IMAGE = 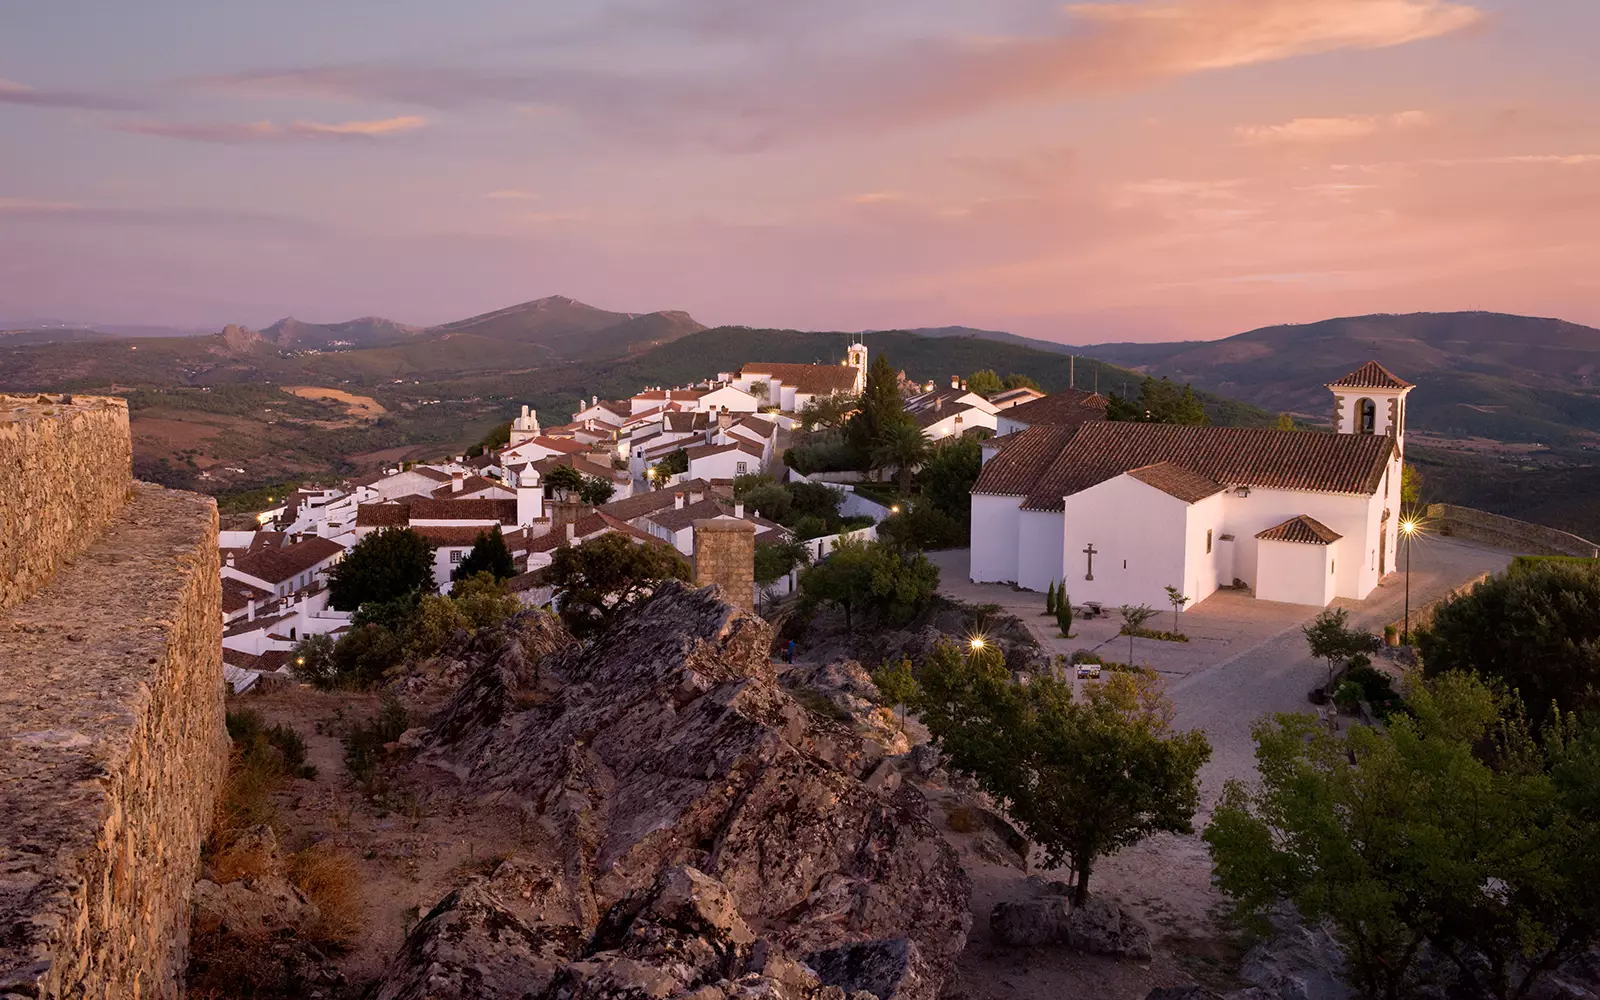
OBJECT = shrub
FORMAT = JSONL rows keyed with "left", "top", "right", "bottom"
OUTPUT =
{"left": 344, "top": 697, "right": 409, "bottom": 792}
{"left": 1119, "top": 625, "right": 1190, "bottom": 643}
{"left": 287, "top": 844, "right": 363, "bottom": 950}
{"left": 330, "top": 623, "right": 404, "bottom": 689}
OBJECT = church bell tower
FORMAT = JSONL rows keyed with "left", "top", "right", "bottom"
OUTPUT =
{"left": 846, "top": 340, "right": 869, "bottom": 395}
{"left": 1326, "top": 361, "right": 1414, "bottom": 457}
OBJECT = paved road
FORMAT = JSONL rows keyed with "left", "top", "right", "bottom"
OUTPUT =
{"left": 1171, "top": 534, "right": 1512, "bottom": 808}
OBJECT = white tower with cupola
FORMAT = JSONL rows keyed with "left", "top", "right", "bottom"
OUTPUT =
{"left": 1326, "top": 361, "right": 1414, "bottom": 457}
{"left": 846, "top": 340, "right": 869, "bottom": 395}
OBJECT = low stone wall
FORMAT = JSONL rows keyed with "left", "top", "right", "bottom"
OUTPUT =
{"left": 0, "top": 481, "right": 225, "bottom": 990}
{"left": 1426, "top": 503, "right": 1600, "bottom": 559}
{"left": 0, "top": 394, "right": 132, "bottom": 612}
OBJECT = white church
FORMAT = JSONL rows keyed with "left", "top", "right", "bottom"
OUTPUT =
{"left": 970, "top": 361, "right": 1414, "bottom": 608}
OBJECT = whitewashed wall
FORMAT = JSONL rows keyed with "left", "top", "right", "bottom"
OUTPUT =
{"left": 970, "top": 494, "right": 1023, "bottom": 584}
{"left": 1221, "top": 487, "right": 1383, "bottom": 600}
{"left": 1179, "top": 490, "right": 1229, "bottom": 606}
{"left": 1256, "top": 538, "right": 1337, "bottom": 606}
{"left": 1061, "top": 476, "right": 1190, "bottom": 609}
{"left": 1017, "top": 508, "right": 1065, "bottom": 594}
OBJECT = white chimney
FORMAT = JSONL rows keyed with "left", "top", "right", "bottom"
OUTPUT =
{"left": 592, "top": 395, "right": 598, "bottom": 406}
{"left": 951, "top": 375, "right": 960, "bottom": 389}
{"left": 517, "top": 481, "right": 543, "bottom": 527}
{"left": 674, "top": 492, "right": 685, "bottom": 510}
{"left": 246, "top": 598, "right": 256, "bottom": 621}
{"left": 565, "top": 521, "right": 576, "bottom": 543}
{"left": 451, "top": 471, "right": 464, "bottom": 493}
{"left": 735, "top": 502, "right": 745, "bottom": 519}
{"left": 225, "top": 552, "right": 236, "bottom": 567}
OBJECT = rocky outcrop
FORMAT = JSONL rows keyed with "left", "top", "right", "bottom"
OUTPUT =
{"left": 989, "top": 895, "right": 1151, "bottom": 960}
{"left": 390, "top": 583, "right": 971, "bottom": 999}
{"left": 781, "top": 659, "right": 908, "bottom": 754}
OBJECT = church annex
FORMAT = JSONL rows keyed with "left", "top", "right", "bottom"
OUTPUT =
{"left": 969, "top": 361, "right": 1414, "bottom": 608}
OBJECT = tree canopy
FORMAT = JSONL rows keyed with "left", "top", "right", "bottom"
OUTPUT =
{"left": 578, "top": 475, "right": 616, "bottom": 506}
{"left": 328, "top": 527, "right": 437, "bottom": 612}
{"left": 1206, "top": 673, "right": 1600, "bottom": 1000}
{"left": 799, "top": 392, "right": 859, "bottom": 432}
{"left": 913, "top": 646, "right": 1210, "bottom": 904}
{"left": 544, "top": 464, "right": 585, "bottom": 500}
{"left": 871, "top": 419, "right": 928, "bottom": 494}
{"left": 966, "top": 370, "right": 1003, "bottom": 398}
{"left": 848, "top": 354, "right": 912, "bottom": 463}
{"left": 798, "top": 536, "right": 938, "bottom": 628}
{"left": 1419, "top": 560, "right": 1600, "bottom": 721}
{"left": 1303, "top": 607, "right": 1383, "bottom": 690}
{"left": 547, "top": 533, "right": 692, "bottom": 638}
{"left": 1106, "top": 376, "right": 1211, "bottom": 426}
{"left": 451, "top": 526, "right": 516, "bottom": 584}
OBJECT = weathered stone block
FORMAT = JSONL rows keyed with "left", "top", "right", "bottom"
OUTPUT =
{"left": 0, "top": 394, "right": 133, "bottom": 612}
{"left": 0, "top": 482, "right": 225, "bottom": 999}
{"left": 693, "top": 519, "right": 757, "bottom": 613}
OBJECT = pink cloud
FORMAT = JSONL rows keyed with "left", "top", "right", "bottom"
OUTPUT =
{"left": 1236, "top": 110, "right": 1435, "bottom": 144}
{"left": 115, "top": 115, "right": 428, "bottom": 144}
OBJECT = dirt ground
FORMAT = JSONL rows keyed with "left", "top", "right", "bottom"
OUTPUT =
{"left": 224, "top": 685, "right": 533, "bottom": 993}
{"left": 283, "top": 386, "right": 387, "bottom": 419}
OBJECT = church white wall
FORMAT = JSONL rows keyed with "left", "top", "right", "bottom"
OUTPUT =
{"left": 1061, "top": 477, "right": 1189, "bottom": 609}
{"left": 1256, "top": 539, "right": 1337, "bottom": 606}
{"left": 1222, "top": 488, "right": 1381, "bottom": 601}
{"left": 970, "top": 494, "right": 1023, "bottom": 584}
{"left": 698, "top": 386, "right": 760, "bottom": 413}
{"left": 1180, "top": 491, "right": 1229, "bottom": 606}
{"left": 922, "top": 408, "right": 999, "bottom": 442}
{"left": 1017, "top": 509, "right": 1066, "bottom": 594}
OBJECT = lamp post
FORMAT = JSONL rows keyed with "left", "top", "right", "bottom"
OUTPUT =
{"left": 1401, "top": 519, "right": 1417, "bottom": 644}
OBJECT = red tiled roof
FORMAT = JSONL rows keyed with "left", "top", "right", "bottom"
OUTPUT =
{"left": 646, "top": 498, "right": 732, "bottom": 532}
{"left": 1017, "top": 422, "right": 1394, "bottom": 512}
{"left": 599, "top": 480, "right": 712, "bottom": 521}
{"left": 1124, "top": 462, "right": 1226, "bottom": 503}
{"left": 230, "top": 536, "right": 345, "bottom": 585}
{"left": 411, "top": 524, "right": 504, "bottom": 547}
{"left": 739, "top": 362, "right": 859, "bottom": 396}
{"left": 356, "top": 502, "right": 412, "bottom": 528}
{"left": 685, "top": 441, "right": 761, "bottom": 461}
{"left": 526, "top": 512, "right": 662, "bottom": 553}
{"left": 1326, "top": 361, "right": 1414, "bottom": 390}
{"left": 999, "top": 389, "right": 1109, "bottom": 428}
{"left": 663, "top": 412, "right": 711, "bottom": 433}
{"left": 732, "top": 415, "right": 776, "bottom": 438}
{"left": 407, "top": 498, "right": 518, "bottom": 523}
{"left": 430, "top": 475, "right": 505, "bottom": 499}
{"left": 971, "top": 425, "right": 1084, "bottom": 497}
{"left": 1257, "top": 515, "right": 1343, "bottom": 545}
{"left": 222, "top": 578, "right": 275, "bottom": 614}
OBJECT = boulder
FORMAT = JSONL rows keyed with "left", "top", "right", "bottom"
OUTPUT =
{"left": 190, "top": 875, "right": 319, "bottom": 939}
{"left": 805, "top": 937, "right": 931, "bottom": 1000}
{"left": 1239, "top": 920, "right": 1354, "bottom": 1000}
{"left": 1146, "top": 989, "right": 1223, "bottom": 1000}
{"left": 371, "top": 882, "right": 587, "bottom": 1000}
{"left": 782, "top": 659, "right": 907, "bottom": 754}
{"left": 417, "top": 582, "right": 971, "bottom": 989}
{"left": 990, "top": 898, "right": 1072, "bottom": 947}
{"left": 1067, "top": 897, "right": 1152, "bottom": 961}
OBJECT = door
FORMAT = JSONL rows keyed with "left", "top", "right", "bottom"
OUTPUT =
{"left": 1379, "top": 526, "right": 1387, "bottom": 576}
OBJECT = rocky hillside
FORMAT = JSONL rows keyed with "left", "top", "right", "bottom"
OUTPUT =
{"left": 367, "top": 583, "right": 971, "bottom": 1000}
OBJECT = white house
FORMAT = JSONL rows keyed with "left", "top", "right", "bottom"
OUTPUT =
{"left": 222, "top": 536, "right": 347, "bottom": 599}
{"left": 574, "top": 398, "right": 630, "bottom": 428}
{"left": 695, "top": 384, "right": 762, "bottom": 414}
{"left": 723, "top": 342, "right": 868, "bottom": 413}
{"left": 970, "top": 361, "right": 1413, "bottom": 609}
{"left": 685, "top": 441, "right": 764, "bottom": 480}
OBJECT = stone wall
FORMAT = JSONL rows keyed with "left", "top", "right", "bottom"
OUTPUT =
{"left": 693, "top": 519, "right": 757, "bottom": 612}
{"left": 0, "top": 394, "right": 132, "bottom": 612}
{"left": 1426, "top": 503, "right": 1600, "bottom": 559}
{"left": 0, "top": 398, "right": 225, "bottom": 999}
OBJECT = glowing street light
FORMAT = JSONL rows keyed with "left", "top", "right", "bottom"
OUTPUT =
{"left": 1400, "top": 519, "right": 1418, "bottom": 644}
{"left": 969, "top": 636, "right": 986, "bottom": 652}
{"left": 890, "top": 505, "right": 901, "bottom": 514}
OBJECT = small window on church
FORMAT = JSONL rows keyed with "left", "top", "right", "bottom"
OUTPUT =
{"left": 1358, "top": 398, "right": 1376, "bottom": 434}
{"left": 1206, "top": 529, "right": 1213, "bottom": 554}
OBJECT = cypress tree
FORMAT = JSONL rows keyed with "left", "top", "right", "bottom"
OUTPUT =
{"left": 1057, "top": 591, "right": 1074, "bottom": 639}
{"left": 1046, "top": 580, "right": 1057, "bottom": 616}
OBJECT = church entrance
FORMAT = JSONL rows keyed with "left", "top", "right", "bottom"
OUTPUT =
{"left": 1380, "top": 526, "right": 1387, "bottom": 576}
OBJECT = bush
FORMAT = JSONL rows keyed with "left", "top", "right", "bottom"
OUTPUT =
{"left": 329, "top": 623, "right": 405, "bottom": 689}
{"left": 878, "top": 501, "right": 966, "bottom": 550}
{"left": 1119, "top": 625, "right": 1190, "bottom": 643}
{"left": 287, "top": 844, "right": 363, "bottom": 950}
{"left": 290, "top": 633, "right": 337, "bottom": 687}
{"left": 344, "top": 697, "right": 409, "bottom": 792}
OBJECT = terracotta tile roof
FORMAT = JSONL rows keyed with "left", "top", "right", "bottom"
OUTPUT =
{"left": 408, "top": 498, "right": 518, "bottom": 523}
{"left": 971, "top": 425, "right": 1084, "bottom": 497}
{"left": 525, "top": 453, "right": 625, "bottom": 482}
{"left": 355, "top": 502, "right": 412, "bottom": 528}
{"left": 429, "top": 475, "right": 505, "bottom": 499}
{"left": 1000, "top": 389, "right": 1109, "bottom": 428}
{"left": 685, "top": 441, "right": 761, "bottom": 461}
{"left": 598, "top": 480, "right": 712, "bottom": 521}
{"left": 738, "top": 362, "right": 859, "bottom": 396}
{"left": 1017, "top": 422, "right": 1394, "bottom": 512}
{"left": 646, "top": 498, "right": 732, "bottom": 533}
{"left": 1326, "top": 361, "right": 1414, "bottom": 390}
{"left": 1257, "top": 515, "right": 1343, "bottom": 545}
{"left": 913, "top": 403, "right": 984, "bottom": 430}
{"left": 1125, "top": 462, "right": 1226, "bottom": 503}
{"left": 732, "top": 415, "right": 776, "bottom": 438}
{"left": 990, "top": 387, "right": 1046, "bottom": 407}
{"left": 222, "top": 578, "right": 275, "bottom": 614}
{"left": 526, "top": 512, "right": 662, "bottom": 553}
{"left": 663, "top": 412, "right": 712, "bottom": 433}
{"left": 230, "top": 536, "right": 345, "bottom": 585}
{"left": 223, "top": 610, "right": 297, "bottom": 638}
{"left": 411, "top": 524, "right": 505, "bottom": 547}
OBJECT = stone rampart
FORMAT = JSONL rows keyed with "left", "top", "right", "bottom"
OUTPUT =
{"left": 1426, "top": 503, "right": 1600, "bottom": 559}
{"left": 693, "top": 519, "right": 757, "bottom": 612}
{"left": 1, "top": 394, "right": 132, "bottom": 612}
{"left": 0, "top": 398, "right": 224, "bottom": 999}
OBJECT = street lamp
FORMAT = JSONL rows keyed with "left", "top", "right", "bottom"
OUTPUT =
{"left": 890, "top": 505, "right": 901, "bottom": 514}
{"left": 1400, "top": 519, "right": 1417, "bottom": 644}
{"left": 969, "top": 636, "right": 986, "bottom": 652}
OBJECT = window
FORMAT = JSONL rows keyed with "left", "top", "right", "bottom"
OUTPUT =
{"left": 736, "top": 461, "right": 748, "bottom": 475}
{"left": 449, "top": 550, "right": 464, "bottom": 564}
{"left": 1331, "top": 560, "right": 1336, "bottom": 575}
{"left": 1358, "top": 398, "right": 1376, "bottom": 434}
{"left": 1206, "top": 529, "right": 1213, "bottom": 554}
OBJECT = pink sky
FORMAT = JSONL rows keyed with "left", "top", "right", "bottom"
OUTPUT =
{"left": 1, "top": 0, "right": 1596, "bottom": 342}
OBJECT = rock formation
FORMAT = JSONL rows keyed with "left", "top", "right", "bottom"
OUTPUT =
{"left": 374, "top": 583, "right": 971, "bottom": 999}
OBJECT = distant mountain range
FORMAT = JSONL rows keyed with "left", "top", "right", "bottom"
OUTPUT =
{"left": 1, "top": 296, "right": 707, "bottom": 360}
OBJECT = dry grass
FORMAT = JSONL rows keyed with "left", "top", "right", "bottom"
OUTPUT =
{"left": 288, "top": 844, "right": 364, "bottom": 950}
{"left": 945, "top": 805, "right": 980, "bottom": 834}
{"left": 210, "top": 835, "right": 279, "bottom": 885}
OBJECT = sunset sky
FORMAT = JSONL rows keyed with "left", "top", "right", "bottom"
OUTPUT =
{"left": 2, "top": 0, "right": 1596, "bottom": 342}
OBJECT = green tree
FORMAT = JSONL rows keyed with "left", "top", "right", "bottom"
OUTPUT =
{"left": 798, "top": 537, "right": 939, "bottom": 628}
{"left": 849, "top": 354, "right": 911, "bottom": 465}
{"left": 1303, "top": 607, "right": 1383, "bottom": 692}
{"left": 1205, "top": 674, "right": 1600, "bottom": 1000}
{"left": 741, "top": 481, "right": 793, "bottom": 523}
{"left": 1046, "top": 580, "right": 1058, "bottom": 616}
{"left": 1119, "top": 604, "right": 1159, "bottom": 665}
{"left": 328, "top": 527, "right": 437, "bottom": 612}
{"left": 754, "top": 538, "right": 809, "bottom": 588}
{"left": 871, "top": 420, "right": 929, "bottom": 493}
{"left": 450, "top": 571, "right": 522, "bottom": 629}
{"left": 799, "top": 392, "right": 859, "bottom": 432}
{"left": 1401, "top": 463, "right": 1422, "bottom": 507}
{"left": 966, "top": 369, "right": 1004, "bottom": 398}
{"left": 914, "top": 645, "right": 1209, "bottom": 904}
{"left": 402, "top": 592, "right": 473, "bottom": 660}
{"left": 872, "top": 657, "right": 920, "bottom": 732}
{"left": 468, "top": 420, "right": 512, "bottom": 458}
{"left": 544, "top": 464, "right": 584, "bottom": 501}
{"left": 919, "top": 436, "right": 983, "bottom": 526}
{"left": 648, "top": 448, "right": 689, "bottom": 483}
{"left": 290, "top": 633, "right": 337, "bottom": 687}
{"left": 578, "top": 475, "right": 616, "bottom": 506}
{"left": 1107, "top": 377, "right": 1211, "bottom": 426}
{"left": 1420, "top": 561, "right": 1600, "bottom": 721}
{"left": 547, "top": 533, "right": 692, "bottom": 638}
{"left": 451, "top": 526, "right": 516, "bottom": 584}
{"left": 1164, "top": 585, "right": 1190, "bottom": 633}
{"left": 1002, "top": 373, "right": 1039, "bottom": 391}
{"left": 1057, "top": 591, "right": 1074, "bottom": 639}
{"left": 1276, "top": 413, "right": 1296, "bottom": 431}
{"left": 329, "top": 623, "right": 404, "bottom": 688}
